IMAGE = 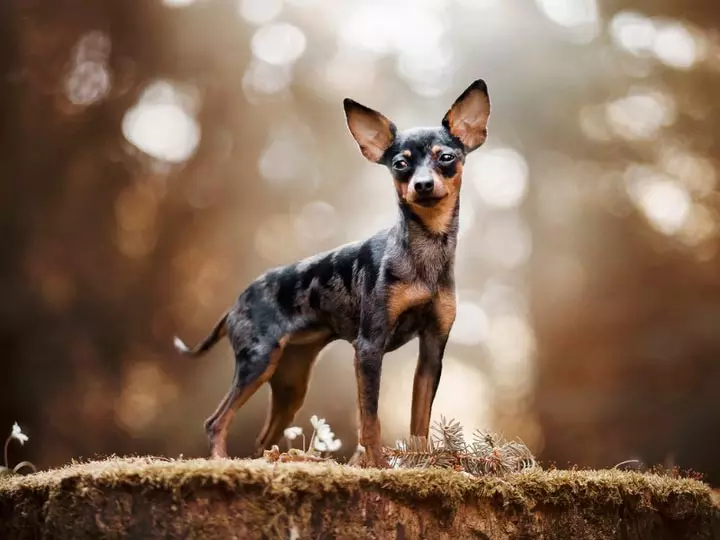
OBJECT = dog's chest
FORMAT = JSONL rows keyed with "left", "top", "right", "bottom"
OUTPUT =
{"left": 385, "top": 305, "right": 430, "bottom": 352}
{"left": 404, "top": 237, "right": 455, "bottom": 286}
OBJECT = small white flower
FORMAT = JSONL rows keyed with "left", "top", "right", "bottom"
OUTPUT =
{"left": 283, "top": 426, "right": 303, "bottom": 441}
{"left": 310, "top": 415, "right": 342, "bottom": 452}
{"left": 310, "top": 415, "right": 325, "bottom": 431}
{"left": 317, "top": 424, "right": 333, "bottom": 441}
{"left": 10, "top": 422, "right": 28, "bottom": 445}
{"left": 310, "top": 415, "right": 331, "bottom": 440}
{"left": 308, "top": 414, "right": 342, "bottom": 453}
{"left": 313, "top": 437, "right": 342, "bottom": 453}
{"left": 326, "top": 438, "right": 342, "bottom": 452}
{"left": 313, "top": 438, "right": 328, "bottom": 452}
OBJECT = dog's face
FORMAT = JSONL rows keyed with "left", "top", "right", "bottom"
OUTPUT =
{"left": 383, "top": 127, "right": 464, "bottom": 209}
{"left": 343, "top": 80, "right": 490, "bottom": 229}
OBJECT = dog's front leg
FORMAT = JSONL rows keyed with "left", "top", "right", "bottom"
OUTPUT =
{"left": 410, "top": 330, "right": 449, "bottom": 439}
{"left": 410, "top": 289, "right": 456, "bottom": 439}
{"left": 351, "top": 337, "right": 390, "bottom": 469}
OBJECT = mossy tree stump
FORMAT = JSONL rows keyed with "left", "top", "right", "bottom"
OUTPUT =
{"left": 0, "top": 457, "right": 718, "bottom": 539}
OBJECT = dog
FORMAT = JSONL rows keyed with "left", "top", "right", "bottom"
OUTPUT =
{"left": 174, "top": 79, "right": 491, "bottom": 468}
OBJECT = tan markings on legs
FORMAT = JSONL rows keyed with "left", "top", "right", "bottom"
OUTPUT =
{"left": 410, "top": 290, "right": 456, "bottom": 438}
{"left": 253, "top": 341, "right": 325, "bottom": 456}
{"left": 386, "top": 281, "right": 433, "bottom": 327}
{"left": 204, "top": 389, "right": 241, "bottom": 459}
{"left": 434, "top": 288, "right": 457, "bottom": 336}
{"left": 350, "top": 352, "right": 388, "bottom": 468}
{"left": 206, "top": 337, "right": 288, "bottom": 459}
{"left": 410, "top": 368, "right": 434, "bottom": 438}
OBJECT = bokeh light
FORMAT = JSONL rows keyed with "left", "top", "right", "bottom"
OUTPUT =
{"left": 535, "top": 0, "right": 600, "bottom": 42}
{"left": 114, "top": 182, "right": 161, "bottom": 259}
{"left": 609, "top": 11, "right": 705, "bottom": 70}
{"left": 449, "top": 301, "right": 490, "bottom": 346}
{"left": 609, "top": 11, "right": 657, "bottom": 55}
{"left": 625, "top": 169, "right": 692, "bottom": 235}
{"left": 238, "top": 0, "right": 283, "bottom": 26}
{"left": 469, "top": 148, "right": 529, "bottom": 208}
{"left": 243, "top": 60, "right": 293, "bottom": 101}
{"left": 258, "top": 122, "right": 316, "bottom": 189}
{"left": 122, "top": 81, "right": 201, "bottom": 163}
{"left": 251, "top": 23, "right": 306, "bottom": 66}
{"left": 652, "top": 21, "right": 699, "bottom": 69}
{"left": 294, "top": 200, "right": 339, "bottom": 250}
{"left": 64, "top": 31, "right": 112, "bottom": 106}
{"left": 605, "top": 88, "right": 676, "bottom": 140}
{"left": 163, "top": 0, "right": 198, "bottom": 7}
{"left": 478, "top": 213, "right": 533, "bottom": 269}
{"left": 487, "top": 314, "right": 536, "bottom": 391}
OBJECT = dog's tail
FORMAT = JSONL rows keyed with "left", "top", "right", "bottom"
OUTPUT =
{"left": 173, "top": 312, "right": 229, "bottom": 358}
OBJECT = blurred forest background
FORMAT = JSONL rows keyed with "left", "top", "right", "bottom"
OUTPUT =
{"left": 1, "top": 0, "right": 719, "bottom": 485}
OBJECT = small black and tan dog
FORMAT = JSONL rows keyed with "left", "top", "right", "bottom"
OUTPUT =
{"left": 174, "top": 79, "right": 491, "bottom": 468}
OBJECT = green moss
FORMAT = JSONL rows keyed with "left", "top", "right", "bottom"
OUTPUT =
{"left": 0, "top": 457, "right": 717, "bottom": 539}
{"left": 2, "top": 457, "right": 710, "bottom": 504}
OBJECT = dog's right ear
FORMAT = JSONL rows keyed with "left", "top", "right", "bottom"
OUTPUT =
{"left": 343, "top": 99, "right": 397, "bottom": 163}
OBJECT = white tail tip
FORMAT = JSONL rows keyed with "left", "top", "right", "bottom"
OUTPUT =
{"left": 173, "top": 336, "right": 190, "bottom": 354}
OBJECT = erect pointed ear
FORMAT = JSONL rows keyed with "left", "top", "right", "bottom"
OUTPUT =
{"left": 343, "top": 98, "right": 397, "bottom": 163}
{"left": 442, "top": 79, "right": 491, "bottom": 153}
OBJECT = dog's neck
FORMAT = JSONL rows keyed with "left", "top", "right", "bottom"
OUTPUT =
{"left": 391, "top": 197, "right": 460, "bottom": 280}
{"left": 396, "top": 196, "right": 460, "bottom": 241}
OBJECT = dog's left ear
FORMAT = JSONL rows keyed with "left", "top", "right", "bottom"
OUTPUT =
{"left": 343, "top": 99, "right": 397, "bottom": 163}
{"left": 442, "top": 79, "right": 491, "bottom": 153}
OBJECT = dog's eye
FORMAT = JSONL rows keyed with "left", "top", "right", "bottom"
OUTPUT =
{"left": 393, "top": 159, "right": 409, "bottom": 171}
{"left": 438, "top": 153, "right": 456, "bottom": 164}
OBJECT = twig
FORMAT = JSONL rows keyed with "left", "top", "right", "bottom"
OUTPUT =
{"left": 3, "top": 435, "right": 10, "bottom": 469}
{"left": 613, "top": 459, "right": 643, "bottom": 470}
{"left": 13, "top": 461, "right": 37, "bottom": 474}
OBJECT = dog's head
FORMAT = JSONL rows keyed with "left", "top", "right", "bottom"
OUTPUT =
{"left": 343, "top": 80, "right": 490, "bottom": 231}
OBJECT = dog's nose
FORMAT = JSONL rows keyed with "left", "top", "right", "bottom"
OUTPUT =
{"left": 413, "top": 178, "right": 434, "bottom": 195}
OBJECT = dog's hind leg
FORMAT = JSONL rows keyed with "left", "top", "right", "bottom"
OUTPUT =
{"left": 204, "top": 336, "right": 289, "bottom": 459}
{"left": 252, "top": 340, "right": 326, "bottom": 456}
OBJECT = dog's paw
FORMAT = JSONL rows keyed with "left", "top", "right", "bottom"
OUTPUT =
{"left": 348, "top": 444, "right": 390, "bottom": 469}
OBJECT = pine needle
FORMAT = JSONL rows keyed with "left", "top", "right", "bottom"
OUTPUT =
{"left": 383, "top": 417, "right": 537, "bottom": 477}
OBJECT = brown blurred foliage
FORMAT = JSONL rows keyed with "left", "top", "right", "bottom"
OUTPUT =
{"left": 0, "top": 0, "right": 718, "bottom": 486}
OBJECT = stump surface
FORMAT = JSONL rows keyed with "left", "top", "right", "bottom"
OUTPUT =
{"left": 0, "top": 457, "right": 718, "bottom": 539}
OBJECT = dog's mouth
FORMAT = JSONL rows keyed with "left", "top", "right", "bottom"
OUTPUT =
{"left": 413, "top": 194, "right": 447, "bottom": 208}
